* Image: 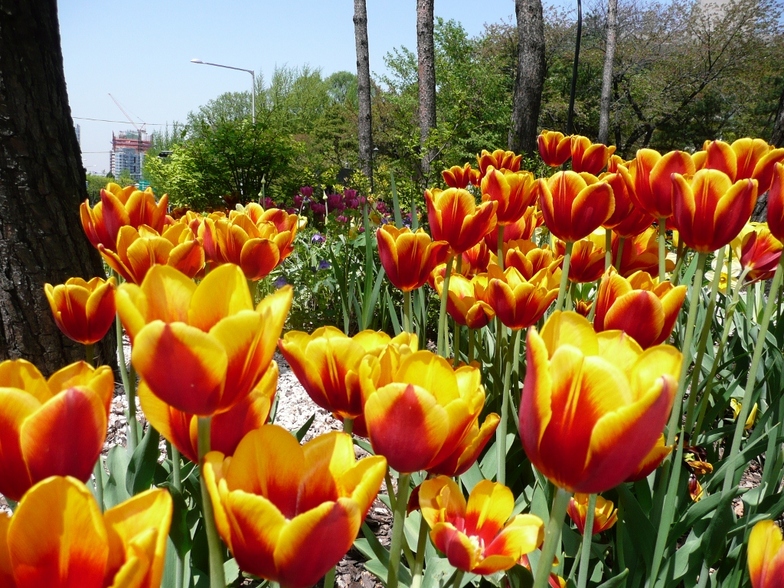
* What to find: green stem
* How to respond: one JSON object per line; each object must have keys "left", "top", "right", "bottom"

{"left": 387, "top": 472, "right": 412, "bottom": 588}
{"left": 404, "top": 290, "right": 412, "bottom": 334}
{"left": 467, "top": 328, "right": 475, "bottom": 364}
{"left": 605, "top": 228, "right": 612, "bottom": 271}
{"left": 343, "top": 417, "right": 354, "bottom": 436}
{"left": 533, "top": 486, "right": 572, "bottom": 588}
{"left": 114, "top": 311, "right": 137, "bottom": 455}
{"left": 93, "top": 458, "right": 104, "bottom": 512}
{"left": 170, "top": 443, "right": 184, "bottom": 588}
{"left": 323, "top": 566, "right": 336, "bottom": 588}
{"left": 576, "top": 494, "right": 597, "bottom": 588}
{"left": 451, "top": 569, "right": 465, "bottom": 588}
{"left": 672, "top": 239, "right": 686, "bottom": 286}
{"left": 665, "top": 252, "right": 708, "bottom": 446}
{"left": 437, "top": 255, "right": 455, "bottom": 358}
{"left": 648, "top": 435, "right": 685, "bottom": 586}
{"left": 126, "top": 365, "right": 139, "bottom": 453}
{"left": 497, "top": 225, "right": 505, "bottom": 271}
{"left": 198, "top": 416, "right": 226, "bottom": 588}
{"left": 497, "top": 329, "right": 521, "bottom": 485}
{"left": 683, "top": 247, "right": 724, "bottom": 430}
{"left": 614, "top": 236, "right": 625, "bottom": 270}
{"left": 658, "top": 218, "right": 667, "bottom": 281}
{"left": 85, "top": 343, "right": 94, "bottom": 367}
{"left": 554, "top": 241, "right": 574, "bottom": 313}
{"left": 722, "top": 256, "right": 784, "bottom": 494}
{"left": 410, "top": 513, "right": 430, "bottom": 588}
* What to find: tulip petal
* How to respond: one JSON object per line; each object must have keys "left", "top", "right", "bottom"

{"left": 298, "top": 432, "right": 355, "bottom": 511}
{"left": 188, "top": 264, "right": 253, "bottom": 332}
{"left": 138, "top": 380, "right": 198, "bottom": 463}
{"left": 0, "top": 389, "right": 37, "bottom": 501}
{"left": 602, "top": 291, "right": 664, "bottom": 349}
{"left": 0, "top": 513, "right": 13, "bottom": 587}
{"left": 431, "top": 523, "right": 482, "bottom": 572}
{"left": 7, "top": 477, "right": 108, "bottom": 588}
{"left": 464, "top": 480, "right": 513, "bottom": 540}
{"left": 748, "top": 520, "right": 784, "bottom": 588}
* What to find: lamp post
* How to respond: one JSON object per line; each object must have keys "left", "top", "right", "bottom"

{"left": 190, "top": 59, "right": 256, "bottom": 124}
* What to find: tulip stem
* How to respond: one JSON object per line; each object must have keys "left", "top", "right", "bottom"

{"left": 683, "top": 247, "right": 724, "bottom": 431}
{"left": 534, "top": 486, "right": 572, "bottom": 588}
{"left": 605, "top": 229, "right": 612, "bottom": 271}
{"left": 126, "top": 365, "right": 139, "bottom": 453}
{"left": 114, "top": 312, "right": 138, "bottom": 455}
{"left": 403, "top": 290, "right": 412, "bottom": 334}
{"left": 410, "top": 513, "right": 430, "bottom": 588}
{"left": 657, "top": 218, "right": 667, "bottom": 281}
{"left": 387, "top": 472, "right": 411, "bottom": 588}
{"left": 323, "top": 566, "right": 336, "bottom": 588}
{"left": 722, "top": 256, "right": 784, "bottom": 494}
{"left": 438, "top": 255, "right": 455, "bottom": 358}
{"left": 497, "top": 225, "right": 505, "bottom": 272}
{"left": 498, "top": 329, "right": 521, "bottom": 485}
{"left": 576, "top": 494, "right": 597, "bottom": 588}
{"left": 170, "top": 443, "right": 184, "bottom": 588}
{"left": 614, "top": 237, "right": 625, "bottom": 271}
{"left": 554, "top": 241, "right": 574, "bottom": 313}
{"left": 93, "top": 458, "right": 104, "bottom": 512}
{"left": 451, "top": 569, "right": 465, "bottom": 588}
{"left": 343, "top": 417, "right": 354, "bottom": 436}
{"left": 665, "top": 252, "right": 707, "bottom": 446}
{"left": 85, "top": 343, "right": 94, "bottom": 367}
{"left": 197, "top": 416, "right": 227, "bottom": 588}
{"left": 467, "top": 328, "right": 475, "bottom": 364}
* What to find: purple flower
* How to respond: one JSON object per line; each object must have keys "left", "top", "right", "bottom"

{"left": 311, "top": 202, "right": 326, "bottom": 216}
{"left": 293, "top": 194, "right": 304, "bottom": 207}
{"left": 318, "top": 259, "right": 331, "bottom": 270}
{"left": 311, "top": 233, "right": 326, "bottom": 244}
{"left": 263, "top": 197, "right": 276, "bottom": 209}
{"left": 327, "top": 193, "right": 345, "bottom": 211}
{"left": 375, "top": 201, "right": 388, "bottom": 214}
{"left": 300, "top": 186, "right": 314, "bottom": 198}
{"left": 273, "top": 275, "right": 288, "bottom": 288}
{"left": 336, "top": 215, "right": 348, "bottom": 223}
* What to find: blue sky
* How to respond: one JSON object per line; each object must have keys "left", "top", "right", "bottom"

{"left": 59, "top": 1, "right": 566, "bottom": 174}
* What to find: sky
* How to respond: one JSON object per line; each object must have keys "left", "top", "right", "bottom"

{"left": 58, "top": 1, "right": 533, "bottom": 175}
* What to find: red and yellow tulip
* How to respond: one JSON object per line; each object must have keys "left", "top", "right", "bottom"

{"left": 44, "top": 277, "right": 116, "bottom": 345}
{"left": 611, "top": 227, "right": 669, "bottom": 278}
{"left": 477, "top": 149, "right": 522, "bottom": 177}
{"left": 480, "top": 167, "right": 538, "bottom": 225}
{"left": 426, "top": 413, "right": 500, "bottom": 477}
{"left": 625, "top": 434, "right": 672, "bottom": 482}
{"left": 0, "top": 476, "right": 171, "bottom": 587}
{"left": 748, "top": 520, "right": 784, "bottom": 588}
{"left": 99, "top": 223, "right": 204, "bottom": 284}
{"left": 602, "top": 167, "right": 656, "bottom": 237}
{"left": 480, "top": 264, "right": 560, "bottom": 330}
{"left": 696, "top": 138, "right": 784, "bottom": 194}
{"left": 536, "top": 171, "right": 615, "bottom": 243}
{"left": 567, "top": 493, "right": 618, "bottom": 535}
{"left": 737, "top": 223, "right": 783, "bottom": 282}
{"left": 628, "top": 149, "right": 695, "bottom": 220}
{"left": 435, "top": 273, "right": 496, "bottom": 330}
{"left": 519, "top": 311, "right": 681, "bottom": 493}
{"left": 203, "top": 426, "right": 386, "bottom": 588}
{"left": 139, "top": 361, "right": 279, "bottom": 464}
{"left": 442, "top": 163, "right": 477, "bottom": 189}
{"left": 504, "top": 240, "right": 562, "bottom": 280}
{"left": 80, "top": 184, "right": 169, "bottom": 252}
{"left": 425, "top": 188, "right": 497, "bottom": 254}
{"left": 116, "top": 263, "right": 291, "bottom": 416}
{"left": 554, "top": 233, "right": 606, "bottom": 283}
{"left": 769, "top": 162, "right": 784, "bottom": 242}
{"left": 484, "top": 206, "right": 543, "bottom": 247}
{"left": 570, "top": 135, "right": 616, "bottom": 175}
{"left": 0, "top": 360, "right": 112, "bottom": 501}
{"left": 671, "top": 169, "right": 758, "bottom": 253}
{"left": 538, "top": 130, "right": 572, "bottom": 167}
{"left": 419, "top": 476, "right": 543, "bottom": 574}
{"left": 377, "top": 225, "right": 449, "bottom": 292}
{"left": 360, "top": 348, "right": 490, "bottom": 473}
{"left": 593, "top": 268, "right": 686, "bottom": 349}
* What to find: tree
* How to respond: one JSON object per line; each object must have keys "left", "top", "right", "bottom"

{"left": 771, "top": 85, "right": 784, "bottom": 148}
{"left": 417, "top": 0, "right": 437, "bottom": 180}
{"left": 597, "top": 0, "right": 617, "bottom": 144}
{"left": 509, "top": 0, "right": 547, "bottom": 154}
{"left": 0, "top": 0, "right": 115, "bottom": 373}
{"left": 354, "top": 0, "right": 374, "bottom": 188}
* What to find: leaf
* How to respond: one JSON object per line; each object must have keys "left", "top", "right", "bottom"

{"left": 616, "top": 484, "right": 655, "bottom": 570}
{"left": 596, "top": 568, "right": 629, "bottom": 588}
{"left": 701, "top": 492, "right": 736, "bottom": 566}
{"left": 126, "top": 424, "right": 161, "bottom": 496}
{"left": 295, "top": 412, "right": 317, "bottom": 442}
{"left": 104, "top": 444, "right": 131, "bottom": 509}
{"left": 159, "top": 481, "right": 192, "bottom": 558}
{"left": 504, "top": 565, "right": 534, "bottom": 588}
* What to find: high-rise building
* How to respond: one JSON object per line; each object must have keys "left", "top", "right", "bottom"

{"left": 110, "top": 130, "right": 151, "bottom": 181}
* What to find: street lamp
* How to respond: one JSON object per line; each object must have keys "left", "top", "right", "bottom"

{"left": 190, "top": 59, "right": 256, "bottom": 124}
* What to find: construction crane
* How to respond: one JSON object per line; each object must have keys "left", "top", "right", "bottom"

{"left": 108, "top": 93, "right": 147, "bottom": 139}
{"left": 108, "top": 94, "right": 151, "bottom": 182}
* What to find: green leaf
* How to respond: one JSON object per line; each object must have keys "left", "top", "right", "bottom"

{"left": 223, "top": 558, "right": 240, "bottom": 583}
{"left": 126, "top": 424, "right": 161, "bottom": 496}
{"left": 504, "top": 565, "right": 534, "bottom": 588}
{"left": 616, "top": 484, "right": 655, "bottom": 570}
{"left": 295, "top": 412, "right": 317, "bottom": 442}
{"left": 104, "top": 444, "right": 131, "bottom": 509}
{"left": 596, "top": 568, "right": 629, "bottom": 588}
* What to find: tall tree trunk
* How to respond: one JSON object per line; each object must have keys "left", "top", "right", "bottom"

{"left": 770, "top": 83, "right": 784, "bottom": 148}
{"left": 417, "top": 0, "right": 437, "bottom": 180}
{"left": 597, "top": 0, "right": 618, "bottom": 145}
{"left": 509, "top": 0, "right": 546, "bottom": 155}
{"left": 353, "top": 0, "right": 374, "bottom": 190}
{"left": 0, "top": 0, "right": 116, "bottom": 374}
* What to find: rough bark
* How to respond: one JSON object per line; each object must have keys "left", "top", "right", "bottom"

{"left": 597, "top": 0, "right": 618, "bottom": 145}
{"left": 770, "top": 84, "right": 784, "bottom": 148}
{"left": 417, "top": 0, "right": 437, "bottom": 179}
{"left": 353, "top": 0, "right": 374, "bottom": 189}
{"left": 509, "top": 0, "right": 546, "bottom": 155}
{"left": 0, "top": 0, "right": 116, "bottom": 374}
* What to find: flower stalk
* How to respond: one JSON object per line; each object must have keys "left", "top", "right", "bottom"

{"left": 197, "top": 416, "right": 226, "bottom": 588}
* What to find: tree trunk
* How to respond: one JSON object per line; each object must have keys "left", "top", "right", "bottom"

{"left": 417, "top": 0, "right": 437, "bottom": 180}
{"left": 0, "top": 0, "right": 116, "bottom": 375}
{"left": 509, "top": 0, "right": 546, "bottom": 156}
{"left": 770, "top": 84, "right": 784, "bottom": 148}
{"left": 597, "top": 0, "right": 618, "bottom": 145}
{"left": 353, "top": 0, "right": 374, "bottom": 190}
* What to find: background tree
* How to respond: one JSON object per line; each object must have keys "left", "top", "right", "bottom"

{"left": 354, "top": 0, "right": 374, "bottom": 188}
{"left": 509, "top": 0, "right": 547, "bottom": 154}
{"left": 417, "top": 0, "right": 437, "bottom": 181}
{"left": 0, "top": 0, "right": 115, "bottom": 373}
{"left": 597, "top": 0, "right": 617, "bottom": 144}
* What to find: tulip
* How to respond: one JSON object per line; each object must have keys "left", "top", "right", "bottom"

{"left": 116, "top": 264, "right": 291, "bottom": 416}
{"left": 480, "top": 264, "right": 560, "bottom": 330}
{"left": 419, "top": 476, "right": 543, "bottom": 575}
{"left": 0, "top": 476, "right": 171, "bottom": 587}
{"left": 625, "top": 434, "right": 672, "bottom": 482}
{"left": 442, "top": 163, "right": 476, "bottom": 189}
{"left": 279, "top": 326, "right": 416, "bottom": 425}
{"left": 554, "top": 234, "right": 606, "bottom": 283}
{"left": 434, "top": 273, "right": 496, "bottom": 330}
{"left": 602, "top": 167, "right": 656, "bottom": 237}
{"left": 567, "top": 494, "right": 618, "bottom": 535}
{"left": 425, "top": 188, "right": 497, "bottom": 254}
{"left": 481, "top": 166, "right": 538, "bottom": 225}
{"left": 239, "top": 205, "right": 299, "bottom": 262}
{"left": 536, "top": 171, "right": 615, "bottom": 243}
{"left": 139, "top": 361, "right": 279, "bottom": 464}
{"left": 570, "top": 135, "right": 616, "bottom": 175}
{"left": 627, "top": 149, "right": 694, "bottom": 221}
{"left": 0, "top": 360, "right": 113, "bottom": 501}
{"left": 484, "top": 206, "right": 543, "bottom": 247}
{"left": 593, "top": 268, "right": 686, "bottom": 349}
{"left": 748, "top": 520, "right": 784, "bottom": 588}
{"left": 504, "top": 240, "right": 562, "bottom": 280}
{"left": 203, "top": 426, "right": 387, "bottom": 588}
{"left": 670, "top": 169, "right": 758, "bottom": 253}
{"left": 426, "top": 413, "right": 500, "bottom": 477}
{"left": 737, "top": 223, "right": 782, "bottom": 282}
{"left": 519, "top": 311, "right": 681, "bottom": 493}
{"left": 697, "top": 138, "right": 784, "bottom": 193}
{"left": 477, "top": 148, "right": 522, "bottom": 177}
{"left": 538, "top": 130, "right": 572, "bottom": 167}
{"left": 376, "top": 225, "right": 450, "bottom": 292}
{"left": 99, "top": 223, "right": 204, "bottom": 284}
{"left": 611, "top": 227, "right": 669, "bottom": 277}
{"left": 459, "top": 240, "right": 491, "bottom": 276}
{"left": 769, "top": 162, "right": 784, "bottom": 242}
{"left": 80, "top": 183, "right": 169, "bottom": 252}
{"left": 44, "top": 276, "right": 116, "bottom": 345}
{"left": 361, "top": 348, "right": 491, "bottom": 473}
